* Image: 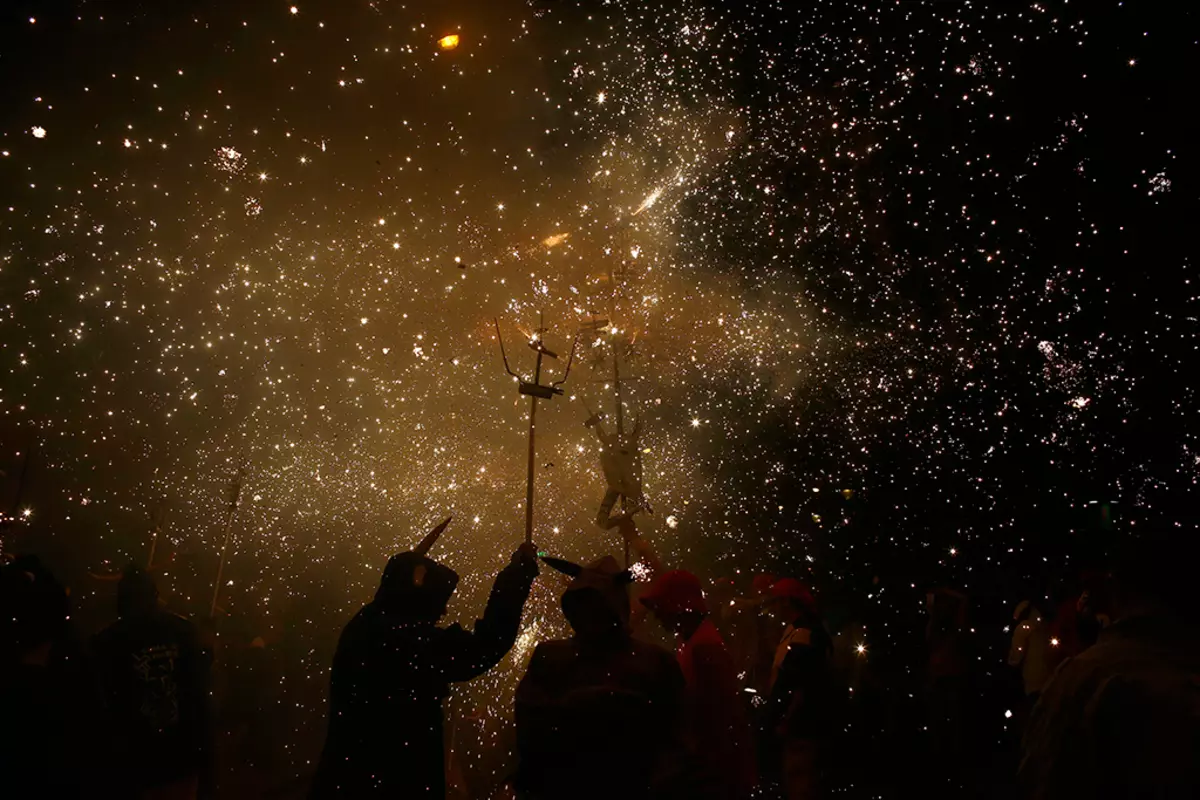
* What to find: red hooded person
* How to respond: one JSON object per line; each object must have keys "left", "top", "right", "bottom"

{"left": 641, "top": 570, "right": 757, "bottom": 799}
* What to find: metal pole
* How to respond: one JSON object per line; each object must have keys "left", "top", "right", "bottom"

{"left": 613, "top": 345, "right": 624, "bottom": 437}
{"left": 147, "top": 527, "right": 159, "bottom": 570}
{"left": 210, "top": 505, "right": 238, "bottom": 617}
{"left": 210, "top": 469, "right": 244, "bottom": 617}
{"left": 10, "top": 449, "right": 32, "bottom": 518}
{"left": 524, "top": 350, "right": 543, "bottom": 545}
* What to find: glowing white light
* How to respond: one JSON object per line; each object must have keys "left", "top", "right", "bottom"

{"left": 633, "top": 187, "right": 662, "bottom": 216}
{"left": 31, "top": 126, "right": 46, "bottom": 139}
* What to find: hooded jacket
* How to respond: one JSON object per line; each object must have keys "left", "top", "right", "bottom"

{"left": 311, "top": 524, "right": 536, "bottom": 799}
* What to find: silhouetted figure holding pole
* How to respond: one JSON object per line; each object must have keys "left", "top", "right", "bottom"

{"left": 310, "top": 519, "right": 538, "bottom": 798}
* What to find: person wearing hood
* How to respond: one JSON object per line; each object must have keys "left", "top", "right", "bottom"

{"left": 640, "top": 570, "right": 757, "bottom": 799}
{"left": 92, "top": 564, "right": 212, "bottom": 799}
{"left": 310, "top": 519, "right": 538, "bottom": 798}
{"left": 515, "top": 554, "right": 684, "bottom": 800}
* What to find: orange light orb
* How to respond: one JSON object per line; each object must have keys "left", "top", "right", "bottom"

{"left": 438, "top": 34, "right": 460, "bottom": 51}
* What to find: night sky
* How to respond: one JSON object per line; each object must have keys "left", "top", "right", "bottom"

{"left": 1, "top": 0, "right": 1196, "bottom": 784}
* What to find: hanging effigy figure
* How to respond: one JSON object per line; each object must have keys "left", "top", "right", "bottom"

{"left": 310, "top": 518, "right": 538, "bottom": 798}
{"left": 586, "top": 411, "right": 651, "bottom": 528}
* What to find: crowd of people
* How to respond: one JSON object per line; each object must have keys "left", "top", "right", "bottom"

{"left": 2, "top": 518, "right": 1197, "bottom": 799}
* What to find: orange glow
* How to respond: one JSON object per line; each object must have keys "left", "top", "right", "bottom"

{"left": 438, "top": 34, "right": 460, "bottom": 51}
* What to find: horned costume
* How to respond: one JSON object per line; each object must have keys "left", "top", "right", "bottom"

{"left": 310, "top": 519, "right": 537, "bottom": 798}
{"left": 515, "top": 555, "right": 684, "bottom": 800}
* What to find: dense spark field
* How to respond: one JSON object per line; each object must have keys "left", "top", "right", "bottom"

{"left": 0, "top": 0, "right": 1195, "bottom": 784}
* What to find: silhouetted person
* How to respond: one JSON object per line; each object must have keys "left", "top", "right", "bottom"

{"left": 641, "top": 569, "right": 757, "bottom": 799}
{"left": 0, "top": 555, "right": 96, "bottom": 798}
{"left": 1046, "top": 577, "right": 1110, "bottom": 671}
{"left": 761, "top": 578, "right": 833, "bottom": 800}
{"left": 726, "top": 573, "right": 784, "bottom": 696}
{"left": 92, "top": 564, "right": 212, "bottom": 800}
{"left": 226, "top": 633, "right": 280, "bottom": 771}
{"left": 1019, "top": 532, "right": 1200, "bottom": 800}
{"left": 310, "top": 520, "right": 538, "bottom": 798}
{"left": 924, "top": 585, "right": 973, "bottom": 795}
{"left": 515, "top": 555, "right": 684, "bottom": 800}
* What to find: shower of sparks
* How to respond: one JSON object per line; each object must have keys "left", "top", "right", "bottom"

{"left": 540, "top": 232, "right": 571, "bottom": 248}
{"left": 0, "top": 0, "right": 1192, "bottom": 787}
{"left": 633, "top": 186, "right": 663, "bottom": 216}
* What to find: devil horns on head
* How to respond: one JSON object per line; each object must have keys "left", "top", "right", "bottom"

{"left": 540, "top": 555, "right": 635, "bottom": 585}
{"left": 413, "top": 517, "right": 452, "bottom": 556}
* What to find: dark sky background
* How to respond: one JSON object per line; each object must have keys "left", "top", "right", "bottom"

{"left": 0, "top": 0, "right": 1196, "bottom": 782}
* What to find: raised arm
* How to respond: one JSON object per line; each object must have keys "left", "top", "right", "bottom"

{"left": 441, "top": 544, "right": 539, "bottom": 682}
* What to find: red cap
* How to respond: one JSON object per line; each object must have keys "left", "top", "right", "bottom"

{"left": 640, "top": 570, "right": 708, "bottom": 616}
{"left": 770, "top": 578, "right": 817, "bottom": 612}
{"left": 751, "top": 573, "right": 777, "bottom": 595}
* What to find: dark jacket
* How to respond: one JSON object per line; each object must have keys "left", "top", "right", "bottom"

{"left": 515, "top": 556, "right": 685, "bottom": 800}
{"left": 1019, "top": 613, "right": 1200, "bottom": 800}
{"left": 515, "top": 637, "right": 684, "bottom": 799}
{"left": 764, "top": 620, "right": 834, "bottom": 740}
{"left": 310, "top": 556, "right": 535, "bottom": 798}
{"left": 92, "top": 610, "right": 212, "bottom": 790}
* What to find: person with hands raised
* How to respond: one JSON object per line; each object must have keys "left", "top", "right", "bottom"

{"left": 311, "top": 519, "right": 539, "bottom": 798}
